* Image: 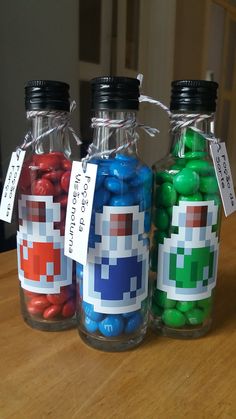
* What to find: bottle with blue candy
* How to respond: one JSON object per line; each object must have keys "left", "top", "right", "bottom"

{"left": 76, "top": 76, "right": 152, "bottom": 351}
{"left": 150, "top": 80, "right": 222, "bottom": 338}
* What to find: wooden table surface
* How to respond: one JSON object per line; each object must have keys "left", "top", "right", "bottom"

{"left": 1, "top": 213, "right": 236, "bottom": 419}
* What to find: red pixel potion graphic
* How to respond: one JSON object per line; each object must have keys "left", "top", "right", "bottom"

{"left": 17, "top": 195, "right": 72, "bottom": 293}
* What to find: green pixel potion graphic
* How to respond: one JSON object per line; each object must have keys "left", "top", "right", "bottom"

{"left": 157, "top": 201, "right": 219, "bottom": 301}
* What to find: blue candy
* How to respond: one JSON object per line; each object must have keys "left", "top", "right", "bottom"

{"left": 82, "top": 301, "right": 104, "bottom": 322}
{"left": 144, "top": 210, "right": 151, "bottom": 233}
{"left": 131, "top": 187, "right": 143, "bottom": 204}
{"left": 93, "top": 187, "right": 110, "bottom": 210}
{"left": 104, "top": 176, "right": 129, "bottom": 194}
{"left": 139, "top": 191, "right": 152, "bottom": 211}
{"left": 94, "top": 159, "right": 113, "bottom": 189}
{"left": 84, "top": 316, "right": 98, "bottom": 333}
{"left": 115, "top": 154, "right": 138, "bottom": 163}
{"left": 109, "top": 157, "right": 137, "bottom": 180}
{"left": 76, "top": 263, "right": 83, "bottom": 279}
{"left": 110, "top": 193, "right": 135, "bottom": 206}
{"left": 98, "top": 315, "right": 124, "bottom": 337}
{"left": 122, "top": 310, "right": 138, "bottom": 318}
{"left": 129, "top": 165, "right": 152, "bottom": 187}
{"left": 124, "top": 311, "right": 143, "bottom": 334}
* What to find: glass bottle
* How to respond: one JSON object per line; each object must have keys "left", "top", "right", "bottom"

{"left": 76, "top": 77, "right": 152, "bottom": 351}
{"left": 17, "top": 80, "right": 76, "bottom": 331}
{"left": 150, "top": 80, "right": 221, "bottom": 338}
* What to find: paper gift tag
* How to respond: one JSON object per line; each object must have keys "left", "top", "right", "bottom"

{"left": 210, "top": 142, "right": 236, "bottom": 217}
{"left": 0, "top": 149, "right": 26, "bottom": 223}
{"left": 64, "top": 161, "right": 97, "bottom": 265}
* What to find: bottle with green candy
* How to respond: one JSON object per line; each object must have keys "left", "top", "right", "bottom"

{"left": 150, "top": 80, "right": 221, "bottom": 338}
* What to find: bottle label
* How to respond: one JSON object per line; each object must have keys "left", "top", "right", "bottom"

{"left": 64, "top": 161, "right": 97, "bottom": 265}
{"left": 83, "top": 205, "right": 149, "bottom": 314}
{"left": 156, "top": 201, "right": 219, "bottom": 301}
{"left": 210, "top": 142, "right": 236, "bottom": 216}
{"left": 17, "top": 194, "right": 72, "bottom": 293}
{"left": 0, "top": 149, "right": 26, "bottom": 223}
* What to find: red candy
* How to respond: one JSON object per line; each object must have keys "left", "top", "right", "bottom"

{"left": 53, "top": 183, "right": 63, "bottom": 196}
{"left": 28, "top": 296, "right": 51, "bottom": 312}
{"left": 62, "top": 159, "right": 72, "bottom": 170}
{"left": 23, "top": 290, "right": 43, "bottom": 299}
{"left": 43, "top": 304, "right": 62, "bottom": 319}
{"left": 55, "top": 194, "right": 68, "bottom": 207}
{"left": 61, "top": 171, "right": 71, "bottom": 192}
{"left": 19, "top": 152, "right": 76, "bottom": 323}
{"left": 62, "top": 299, "right": 75, "bottom": 318}
{"left": 33, "top": 153, "right": 61, "bottom": 171}
{"left": 27, "top": 303, "right": 44, "bottom": 316}
{"left": 46, "top": 288, "right": 69, "bottom": 305}
{"left": 42, "top": 170, "right": 64, "bottom": 182}
{"left": 32, "top": 179, "right": 55, "bottom": 195}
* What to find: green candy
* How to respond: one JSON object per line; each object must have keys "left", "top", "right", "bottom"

{"left": 183, "top": 129, "right": 206, "bottom": 151}
{"left": 185, "top": 308, "right": 205, "bottom": 325}
{"left": 174, "top": 158, "right": 186, "bottom": 167}
{"left": 166, "top": 206, "right": 173, "bottom": 219}
{"left": 153, "top": 230, "right": 168, "bottom": 245}
{"left": 197, "top": 296, "right": 214, "bottom": 319}
{"left": 156, "top": 182, "right": 177, "bottom": 207}
{"left": 173, "top": 168, "right": 200, "bottom": 195}
{"left": 153, "top": 290, "right": 176, "bottom": 308}
{"left": 162, "top": 309, "right": 186, "bottom": 327}
{"left": 186, "top": 159, "right": 214, "bottom": 176}
{"left": 176, "top": 301, "right": 196, "bottom": 313}
{"left": 203, "top": 193, "right": 221, "bottom": 206}
{"left": 169, "top": 164, "right": 182, "bottom": 172}
{"left": 156, "top": 171, "right": 174, "bottom": 185}
{"left": 199, "top": 176, "right": 218, "bottom": 194}
{"left": 178, "top": 192, "right": 203, "bottom": 202}
{"left": 197, "top": 297, "right": 213, "bottom": 309}
{"left": 184, "top": 151, "right": 207, "bottom": 159}
{"left": 151, "top": 302, "right": 163, "bottom": 317}
{"left": 170, "top": 226, "right": 178, "bottom": 234}
{"left": 153, "top": 208, "right": 169, "bottom": 231}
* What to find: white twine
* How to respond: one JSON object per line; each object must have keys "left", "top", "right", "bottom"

{"left": 170, "top": 113, "right": 219, "bottom": 145}
{"left": 82, "top": 74, "right": 220, "bottom": 169}
{"left": 16, "top": 100, "right": 81, "bottom": 157}
{"left": 82, "top": 115, "right": 159, "bottom": 169}
{"left": 137, "top": 74, "right": 219, "bottom": 144}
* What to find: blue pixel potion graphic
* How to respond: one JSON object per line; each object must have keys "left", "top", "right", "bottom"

{"left": 157, "top": 201, "right": 219, "bottom": 301}
{"left": 83, "top": 205, "right": 149, "bottom": 314}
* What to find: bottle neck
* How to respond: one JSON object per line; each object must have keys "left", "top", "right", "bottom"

{"left": 170, "top": 111, "right": 215, "bottom": 157}
{"left": 92, "top": 110, "right": 138, "bottom": 158}
{"left": 27, "top": 112, "right": 71, "bottom": 157}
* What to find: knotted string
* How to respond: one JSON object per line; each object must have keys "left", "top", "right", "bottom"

{"left": 16, "top": 100, "right": 82, "bottom": 158}
{"left": 82, "top": 115, "right": 159, "bottom": 169}
{"left": 82, "top": 74, "right": 220, "bottom": 169}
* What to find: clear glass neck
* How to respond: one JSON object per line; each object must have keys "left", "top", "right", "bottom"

{"left": 27, "top": 112, "right": 71, "bottom": 157}
{"left": 170, "top": 111, "right": 215, "bottom": 157}
{"left": 92, "top": 110, "right": 138, "bottom": 158}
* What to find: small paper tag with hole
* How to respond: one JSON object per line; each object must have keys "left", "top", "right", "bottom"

{"left": 210, "top": 142, "right": 236, "bottom": 216}
{"left": 64, "top": 161, "right": 97, "bottom": 265}
{"left": 0, "top": 149, "right": 26, "bottom": 223}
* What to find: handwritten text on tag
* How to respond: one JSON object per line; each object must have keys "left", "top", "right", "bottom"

{"left": 210, "top": 142, "right": 236, "bottom": 217}
{"left": 0, "top": 149, "right": 26, "bottom": 223}
{"left": 64, "top": 161, "right": 97, "bottom": 265}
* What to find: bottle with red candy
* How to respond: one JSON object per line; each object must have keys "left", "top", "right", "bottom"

{"left": 17, "top": 80, "right": 77, "bottom": 331}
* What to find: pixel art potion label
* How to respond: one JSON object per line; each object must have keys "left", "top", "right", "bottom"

{"left": 157, "top": 201, "right": 219, "bottom": 301}
{"left": 83, "top": 205, "right": 149, "bottom": 314}
{"left": 17, "top": 194, "right": 72, "bottom": 294}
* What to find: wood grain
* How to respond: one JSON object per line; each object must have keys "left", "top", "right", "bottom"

{"left": 1, "top": 213, "right": 236, "bottom": 419}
